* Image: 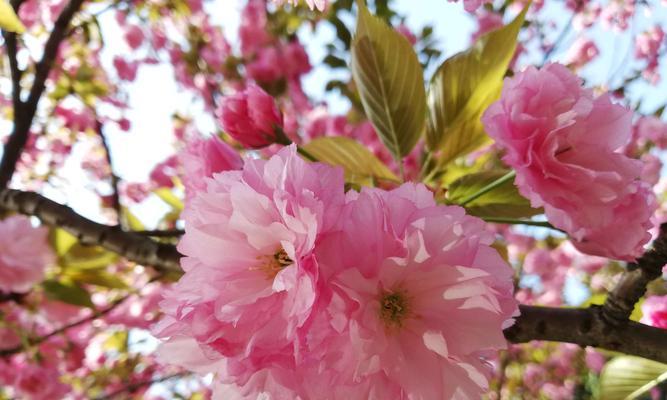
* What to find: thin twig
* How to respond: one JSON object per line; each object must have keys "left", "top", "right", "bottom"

{"left": 95, "top": 372, "right": 189, "bottom": 400}
{"left": 0, "top": 295, "right": 129, "bottom": 357}
{"left": 0, "top": 0, "right": 86, "bottom": 187}
{"left": 95, "top": 119, "right": 122, "bottom": 222}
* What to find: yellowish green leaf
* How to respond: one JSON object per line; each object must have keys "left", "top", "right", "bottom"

{"left": 426, "top": 5, "right": 528, "bottom": 165}
{"left": 302, "top": 136, "right": 399, "bottom": 186}
{"left": 154, "top": 188, "right": 184, "bottom": 211}
{"left": 103, "top": 331, "right": 128, "bottom": 352}
{"left": 61, "top": 244, "right": 119, "bottom": 270}
{"left": 350, "top": 0, "right": 426, "bottom": 161}
{"left": 599, "top": 356, "right": 667, "bottom": 400}
{"left": 446, "top": 170, "right": 540, "bottom": 218}
{"left": 42, "top": 279, "right": 94, "bottom": 308}
{"left": 122, "top": 207, "right": 145, "bottom": 231}
{"left": 50, "top": 228, "right": 78, "bottom": 257}
{"left": 0, "top": 0, "right": 25, "bottom": 33}
{"left": 65, "top": 270, "right": 129, "bottom": 289}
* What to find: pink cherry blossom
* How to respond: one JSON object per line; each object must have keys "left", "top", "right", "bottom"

{"left": 124, "top": 25, "right": 145, "bottom": 50}
{"left": 272, "top": 0, "right": 327, "bottom": 11}
{"left": 564, "top": 37, "right": 599, "bottom": 69}
{"left": 641, "top": 295, "right": 667, "bottom": 329}
{"left": 0, "top": 216, "right": 54, "bottom": 293}
{"left": 448, "top": 0, "right": 491, "bottom": 13}
{"left": 395, "top": 24, "right": 417, "bottom": 45}
{"left": 482, "top": 63, "right": 657, "bottom": 261}
{"left": 636, "top": 116, "right": 667, "bottom": 149}
{"left": 113, "top": 56, "right": 139, "bottom": 81}
{"left": 217, "top": 84, "right": 284, "bottom": 148}
{"left": 239, "top": 0, "right": 272, "bottom": 56}
{"left": 154, "top": 145, "right": 345, "bottom": 383}
{"left": 179, "top": 135, "right": 243, "bottom": 198}
{"left": 319, "top": 184, "right": 518, "bottom": 398}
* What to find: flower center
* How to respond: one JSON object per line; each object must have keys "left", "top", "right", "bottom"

{"left": 379, "top": 290, "right": 410, "bottom": 328}
{"left": 255, "top": 248, "right": 293, "bottom": 279}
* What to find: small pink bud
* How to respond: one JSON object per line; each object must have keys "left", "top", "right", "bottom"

{"left": 217, "top": 84, "right": 284, "bottom": 148}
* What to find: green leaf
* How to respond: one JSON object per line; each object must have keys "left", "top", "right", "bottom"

{"left": 42, "top": 279, "right": 95, "bottom": 308}
{"left": 122, "top": 207, "right": 145, "bottom": 231}
{"left": 302, "top": 136, "right": 399, "bottom": 186}
{"left": 65, "top": 270, "right": 129, "bottom": 289}
{"left": 446, "top": 170, "right": 541, "bottom": 218}
{"left": 350, "top": 0, "right": 426, "bottom": 162}
{"left": 425, "top": 5, "right": 528, "bottom": 165}
{"left": 154, "top": 188, "right": 184, "bottom": 211}
{"left": 60, "top": 244, "right": 119, "bottom": 270}
{"left": 103, "top": 331, "right": 128, "bottom": 352}
{"left": 599, "top": 356, "right": 667, "bottom": 400}
{"left": 0, "top": 0, "right": 25, "bottom": 33}
{"left": 50, "top": 228, "right": 78, "bottom": 257}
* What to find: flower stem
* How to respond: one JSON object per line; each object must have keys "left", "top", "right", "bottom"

{"left": 459, "top": 170, "right": 516, "bottom": 206}
{"left": 297, "top": 146, "right": 317, "bottom": 162}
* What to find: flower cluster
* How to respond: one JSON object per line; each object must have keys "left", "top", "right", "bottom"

{"left": 154, "top": 145, "right": 518, "bottom": 398}
{"left": 482, "top": 62, "right": 656, "bottom": 261}
{"left": 0, "top": 216, "right": 54, "bottom": 294}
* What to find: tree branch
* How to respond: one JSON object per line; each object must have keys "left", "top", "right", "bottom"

{"left": 2, "top": 0, "right": 27, "bottom": 120}
{"left": 94, "top": 372, "right": 189, "bottom": 400}
{"left": 95, "top": 119, "right": 122, "bottom": 222}
{"left": 0, "top": 295, "right": 129, "bottom": 357}
{"left": 0, "top": 188, "right": 182, "bottom": 273}
{"left": 505, "top": 305, "right": 667, "bottom": 364}
{"left": 0, "top": 0, "right": 86, "bottom": 187}
{"left": 603, "top": 223, "right": 667, "bottom": 324}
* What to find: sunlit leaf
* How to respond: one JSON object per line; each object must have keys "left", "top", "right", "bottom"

{"left": 426, "top": 5, "right": 528, "bottom": 166}
{"left": 350, "top": 0, "right": 426, "bottom": 161}
{"left": 599, "top": 356, "right": 667, "bottom": 400}
{"left": 103, "top": 331, "right": 128, "bottom": 352}
{"left": 50, "top": 228, "right": 78, "bottom": 257}
{"left": 122, "top": 207, "right": 145, "bottom": 231}
{"left": 61, "top": 244, "right": 119, "bottom": 270}
{"left": 154, "top": 187, "right": 184, "bottom": 211}
{"left": 0, "top": 0, "right": 25, "bottom": 33}
{"left": 302, "top": 136, "right": 399, "bottom": 186}
{"left": 42, "top": 279, "right": 94, "bottom": 308}
{"left": 66, "top": 270, "right": 129, "bottom": 289}
{"left": 446, "top": 170, "right": 541, "bottom": 218}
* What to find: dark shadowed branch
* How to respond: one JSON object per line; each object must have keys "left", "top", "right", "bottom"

{"left": 505, "top": 305, "right": 667, "bottom": 364}
{"left": 603, "top": 223, "right": 667, "bottom": 324}
{"left": 0, "top": 0, "right": 86, "bottom": 187}
{"left": 0, "top": 188, "right": 182, "bottom": 273}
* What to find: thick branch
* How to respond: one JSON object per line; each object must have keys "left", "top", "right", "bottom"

{"left": 505, "top": 305, "right": 667, "bottom": 364}
{"left": 603, "top": 223, "right": 667, "bottom": 324}
{"left": 0, "top": 0, "right": 86, "bottom": 187}
{"left": 0, "top": 188, "right": 182, "bottom": 273}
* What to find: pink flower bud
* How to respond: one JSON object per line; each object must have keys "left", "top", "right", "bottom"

{"left": 217, "top": 84, "right": 284, "bottom": 148}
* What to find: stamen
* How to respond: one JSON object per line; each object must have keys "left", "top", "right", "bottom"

{"left": 253, "top": 248, "right": 293, "bottom": 279}
{"left": 379, "top": 289, "right": 411, "bottom": 328}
